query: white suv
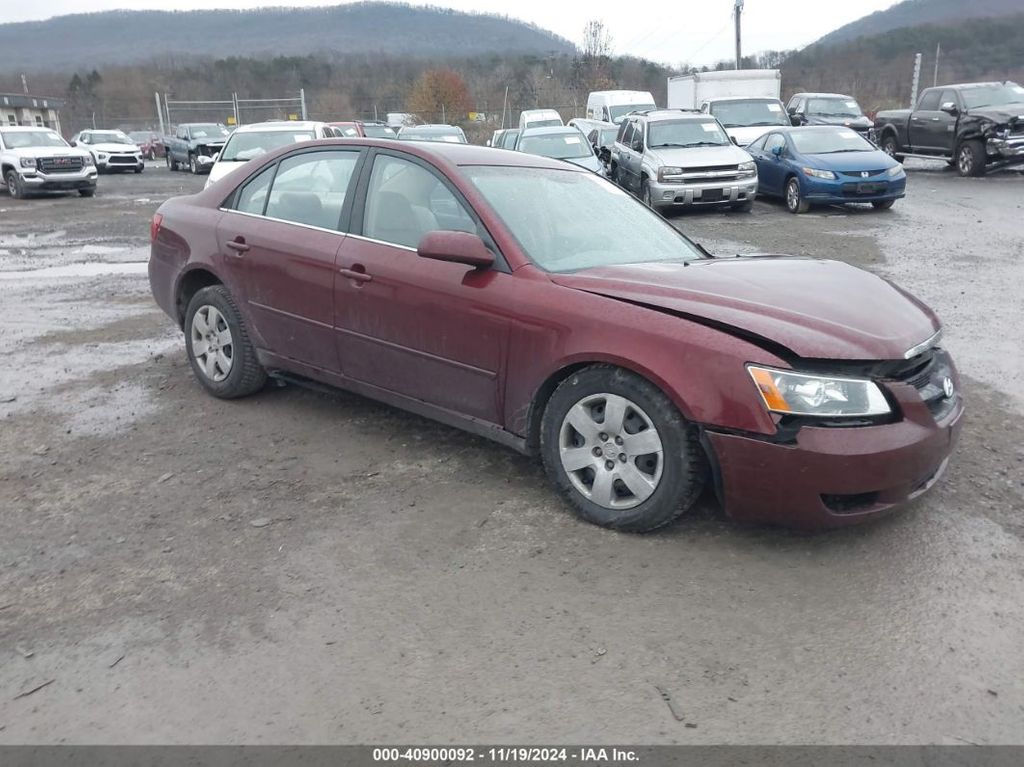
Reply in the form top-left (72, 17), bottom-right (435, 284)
top-left (70, 129), bottom-right (145, 173)
top-left (0, 126), bottom-right (98, 198)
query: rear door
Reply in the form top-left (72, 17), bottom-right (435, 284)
top-left (216, 147), bottom-right (364, 372)
top-left (333, 150), bottom-right (513, 423)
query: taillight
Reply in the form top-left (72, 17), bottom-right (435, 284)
top-left (150, 212), bottom-right (163, 242)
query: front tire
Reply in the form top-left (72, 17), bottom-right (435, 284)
top-left (540, 365), bottom-right (705, 533)
top-left (189, 154), bottom-right (199, 174)
top-left (135, 165), bottom-right (144, 174)
top-left (79, 188), bottom-right (95, 197)
top-left (871, 199), bottom-right (896, 210)
top-left (5, 170), bottom-right (24, 199)
top-left (880, 134), bottom-right (904, 163)
top-left (184, 285), bottom-right (267, 399)
top-left (785, 177), bottom-right (809, 214)
top-left (731, 199), bottom-right (754, 213)
top-left (956, 140), bottom-right (985, 177)
top-left (167, 153), bottom-right (179, 171)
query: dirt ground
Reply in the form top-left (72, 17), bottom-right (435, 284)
top-left (0, 160), bottom-right (1022, 744)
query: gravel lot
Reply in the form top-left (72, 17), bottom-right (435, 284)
top-left (0, 160), bottom-right (1022, 744)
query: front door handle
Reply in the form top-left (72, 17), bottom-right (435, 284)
top-left (339, 267), bottom-right (372, 284)
top-left (225, 239), bottom-right (250, 254)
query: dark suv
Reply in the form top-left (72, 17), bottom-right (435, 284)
top-left (787, 92), bottom-right (875, 140)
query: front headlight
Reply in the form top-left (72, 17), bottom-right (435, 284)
top-left (659, 166), bottom-right (684, 181)
top-left (803, 167), bottom-right (836, 180)
top-left (748, 365), bottom-right (890, 417)
top-left (739, 160), bottom-right (757, 177)
top-left (19, 157), bottom-right (36, 168)
top-left (97, 153), bottom-right (107, 160)
top-left (886, 165), bottom-right (904, 177)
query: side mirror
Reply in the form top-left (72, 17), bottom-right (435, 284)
top-left (417, 230), bottom-right (494, 269)
top-left (789, 115), bottom-right (802, 127)
top-left (771, 145), bottom-right (784, 158)
top-left (731, 136), bottom-right (739, 145)
top-left (787, 106), bottom-right (797, 115)
top-left (940, 102), bottom-right (958, 115)
top-left (69, 141), bottom-right (77, 146)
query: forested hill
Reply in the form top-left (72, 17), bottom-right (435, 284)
top-left (817, 0), bottom-right (1022, 46)
top-left (0, 2), bottom-right (575, 72)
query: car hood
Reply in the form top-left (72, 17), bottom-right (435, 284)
top-left (800, 149), bottom-right (898, 172)
top-left (968, 103), bottom-right (1024, 124)
top-left (564, 154), bottom-right (604, 173)
top-left (647, 144), bottom-right (752, 167)
top-left (206, 159), bottom-right (247, 185)
top-left (550, 257), bottom-right (939, 360)
top-left (88, 142), bottom-right (140, 153)
top-left (191, 137), bottom-right (228, 146)
top-left (724, 125), bottom-right (783, 146)
top-left (4, 146), bottom-right (90, 159)
top-left (805, 115), bottom-right (874, 130)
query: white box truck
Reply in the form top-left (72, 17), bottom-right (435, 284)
top-left (666, 70), bottom-right (789, 145)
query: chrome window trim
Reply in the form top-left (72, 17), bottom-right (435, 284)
top-left (218, 207), bottom-right (347, 237)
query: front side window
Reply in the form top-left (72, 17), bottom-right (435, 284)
top-left (363, 155), bottom-right (476, 249)
top-left (260, 151), bottom-right (359, 229)
top-left (764, 133), bottom-right (786, 154)
top-left (466, 166), bottom-right (703, 273)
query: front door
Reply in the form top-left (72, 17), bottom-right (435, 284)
top-left (334, 151), bottom-right (511, 424)
top-left (216, 147), bottom-right (363, 372)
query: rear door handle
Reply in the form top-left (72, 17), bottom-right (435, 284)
top-left (339, 267), bottom-right (372, 283)
top-left (225, 239), bottom-right (250, 254)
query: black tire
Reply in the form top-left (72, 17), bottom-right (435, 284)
top-left (148, 149), bottom-right (157, 161)
top-left (785, 177), bottom-right (809, 214)
top-left (640, 178), bottom-right (659, 213)
top-left (609, 163), bottom-right (620, 186)
top-left (880, 134), bottom-right (904, 163)
top-left (135, 165), bottom-right (143, 174)
top-left (184, 285), bottom-right (267, 399)
top-left (189, 154), bottom-right (199, 174)
top-left (79, 188), bottom-right (95, 197)
top-left (955, 140), bottom-right (985, 177)
top-left (731, 199), bottom-right (754, 213)
top-left (168, 153), bottom-right (179, 171)
top-left (871, 199), bottom-right (896, 210)
top-left (540, 365), bottom-right (705, 533)
top-left (5, 169), bottom-right (24, 199)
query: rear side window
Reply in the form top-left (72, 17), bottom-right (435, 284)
top-left (264, 151), bottom-right (360, 230)
top-left (917, 90), bottom-right (942, 111)
top-left (235, 165), bottom-right (275, 215)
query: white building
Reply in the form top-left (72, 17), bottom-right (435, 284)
top-left (0, 93), bottom-right (64, 134)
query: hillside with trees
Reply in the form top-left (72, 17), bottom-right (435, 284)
top-left (817, 0), bottom-right (1023, 46)
top-left (0, 2), bottom-right (574, 72)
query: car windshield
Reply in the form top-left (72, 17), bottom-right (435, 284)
top-left (961, 83), bottom-right (1024, 109)
top-left (518, 132), bottom-right (593, 160)
top-left (526, 119), bottom-right (563, 128)
top-left (91, 131), bottom-right (133, 144)
top-left (806, 97), bottom-right (863, 117)
top-left (190, 124), bottom-right (229, 139)
top-left (711, 99), bottom-right (789, 128)
top-left (1, 130), bottom-right (68, 149)
top-left (220, 129), bottom-right (315, 162)
top-left (400, 128), bottom-right (465, 143)
top-left (791, 128), bottom-right (874, 154)
top-left (362, 124), bottom-right (396, 138)
top-left (648, 120), bottom-right (730, 148)
top-left (466, 166), bottom-right (703, 273)
top-left (609, 103), bottom-right (656, 122)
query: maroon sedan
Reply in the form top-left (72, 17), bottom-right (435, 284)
top-left (148, 139), bottom-right (963, 531)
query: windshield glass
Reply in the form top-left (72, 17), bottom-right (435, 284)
top-left (220, 129), bottom-right (315, 162)
top-left (609, 103), bottom-right (656, 122)
top-left (806, 97), bottom-right (863, 117)
top-left (711, 99), bottom-right (789, 128)
top-left (466, 166), bottom-right (703, 273)
top-left (518, 132), bottom-right (593, 160)
top-left (791, 127), bottom-right (874, 154)
top-left (525, 118), bottom-right (563, 128)
top-left (961, 83), bottom-right (1024, 109)
top-left (648, 120), bottom-right (730, 148)
top-left (1, 130), bottom-right (69, 149)
top-left (91, 131), bottom-right (133, 144)
top-left (189, 124), bottom-right (230, 139)
top-left (362, 124), bottom-right (396, 138)
top-left (400, 128), bottom-right (465, 143)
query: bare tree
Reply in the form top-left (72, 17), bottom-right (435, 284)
top-left (582, 20), bottom-right (612, 60)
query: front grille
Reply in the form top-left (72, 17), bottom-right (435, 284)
top-left (108, 154), bottom-right (137, 165)
top-left (664, 164), bottom-right (742, 184)
top-left (839, 168), bottom-right (886, 178)
top-left (887, 348), bottom-right (957, 420)
top-left (37, 156), bottom-right (83, 173)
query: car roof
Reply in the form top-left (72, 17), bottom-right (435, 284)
top-left (521, 108), bottom-right (560, 115)
top-left (235, 121), bottom-right (325, 132)
top-left (792, 92), bottom-right (855, 99)
top-left (938, 81), bottom-right (1005, 90)
top-left (638, 109), bottom-right (713, 122)
top-left (0, 125), bottom-right (61, 132)
top-left (707, 96), bottom-right (783, 102)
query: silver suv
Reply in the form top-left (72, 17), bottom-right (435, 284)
top-left (610, 110), bottom-right (758, 212)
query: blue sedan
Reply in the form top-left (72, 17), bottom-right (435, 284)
top-left (747, 126), bottom-right (906, 213)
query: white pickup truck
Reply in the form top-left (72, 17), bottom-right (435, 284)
top-left (0, 125), bottom-right (98, 198)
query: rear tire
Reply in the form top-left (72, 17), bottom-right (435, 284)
top-left (956, 140), bottom-right (985, 177)
top-left (184, 285), bottom-right (267, 399)
top-left (785, 177), bottom-right (809, 214)
top-left (540, 365), bottom-right (705, 533)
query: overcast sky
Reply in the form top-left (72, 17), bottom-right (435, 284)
top-left (5, 0), bottom-right (902, 66)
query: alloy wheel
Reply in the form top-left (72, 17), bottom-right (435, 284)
top-left (786, 180), bottom-right (800, 211)
top-left (558, 392), bottom-right (664, 510)
top-left (957, 146), bottom-right (973, 176)
top-left (190, 305), bottom-right (234, 382)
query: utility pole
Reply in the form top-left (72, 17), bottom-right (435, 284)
top-left (910, 53), bottom-right (922, 109)
top-left (734, 0), bottom-right (744, 70)
top-left (933, 42), bottom-right (941, 87)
